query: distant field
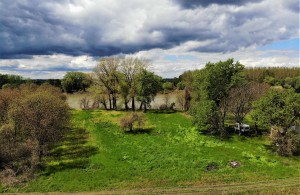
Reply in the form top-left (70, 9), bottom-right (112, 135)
top-left (1, 110), bottom-right (299, 193)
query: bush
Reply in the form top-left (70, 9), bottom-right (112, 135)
top-left (0, 84), bottom-right (70, 185)
top-left (0, 89), bottom-right (21, 124)
top-left (159, 104), bottom-right (168, 110)
top-left (270, 126), bottom-right (300, 156)
top-left (120, 112), bottom-right (145, 132)
top-left (8, 91), bottom-right (70, 167)
top-left (80, 97), bottom-right (91, 110)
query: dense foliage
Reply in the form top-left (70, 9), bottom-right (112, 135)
top-left (0, 84), bottom-right (70, 185)
top-left (251, 89), bottom-right (300, 156)
top-left (0, 73), bottom-right (24, 89)
top-left (244, 67), bottom-right (300, 82)
top-left (136, 70), bottom-right (162, 112)
top-left (190, 59), bottom-right (245, 137)
top-left (61, 72), bottom-right (92, 93)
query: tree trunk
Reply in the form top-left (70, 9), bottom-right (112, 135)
top-left (113, 95), bottom-right (117, 110)
top-left (184, 89), bottom-right (191, 111)
top-left (124, 101), bottom-right (129, 111)
top-left (38, 144), bottom-right (43, 164)
top-left (131, 97), bottom-right (135, 111)
top-left (139, 102), bottom-right (143, 110)
top-left (102, 102), bottom-right (108, 110)
top-left (143, 103), bottom-right (147, 112)
top-left (109, 95), bottom-right (112, 110)
top-left (254, 122), bottom-right (258, 135)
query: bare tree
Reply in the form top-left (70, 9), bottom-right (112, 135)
top-left (176, 90), bottom-right (185, 111)
top-left (80, 97), bottom-right (90, 110)
top-left (93, 57), bottom-right (121, 110)
top-left (88, 81), bottom-right (110, 110)
top-left (119, 57), bottom-right (149, 111)
top-left (228, 82), bottom-right (269, 125)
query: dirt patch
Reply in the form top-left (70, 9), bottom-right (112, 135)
top-left (6, 177), bottom-right (299, 195)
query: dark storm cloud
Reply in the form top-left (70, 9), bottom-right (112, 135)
top-left (0, 63), bottom-right (91, 72)
top-left (173, 0), bottom-right (263, 8)
top-left (0, 0), bottom-right (298, 60)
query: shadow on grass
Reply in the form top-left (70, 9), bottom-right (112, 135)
top-left (263, 144), bottom-right (273, 153)
top-left (44, 127), bottom-right (98, 174)
top-left (199, 127), bottom-right (234, 140)
top-left (199, 125), bottom-right (270, 141)
top-left (150, 109), bottom-right (177, 114)
top-left (124, 127), bottom-right (154, 135)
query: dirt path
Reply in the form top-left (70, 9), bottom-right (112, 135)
top-left (4, 177), bottom-right (300, 195)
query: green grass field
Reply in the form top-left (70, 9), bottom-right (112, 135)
top-left (1, 110), bottom-right (299, 193)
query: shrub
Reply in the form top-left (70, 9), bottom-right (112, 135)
top-left (0, 84), bottom-right (70, 185)
top-left (8, 91), bottom-right (70, 167)
top-left (270, 126), bottom-right (300, 156)
top-left (159, 104), bottom-right (168, 110)
top-left (120, 115), bottom-right (135, 132)
top-left (80, 97), bottom-right (90, 110)
top-left (0, 89), bottom-right (21, 124)
top-left (120, 112), bottom-right (146, 132)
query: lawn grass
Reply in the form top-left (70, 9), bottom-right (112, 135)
top-left (1, 110), bottom-right (299, 193)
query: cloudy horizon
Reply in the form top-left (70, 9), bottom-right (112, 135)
top-left (0, 0), bottom-right (299, 79)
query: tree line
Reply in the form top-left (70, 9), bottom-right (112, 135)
top-left (0, 73), bottom-right (62, 89)
top-left (1, 58), bottom-right (299, 157)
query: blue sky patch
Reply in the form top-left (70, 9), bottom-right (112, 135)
top-left (258, 38), bottom-right (299, 51)
top-left (164, 55), bottom-right (197, 61)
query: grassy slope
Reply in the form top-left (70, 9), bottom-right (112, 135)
top-left (2, 110), bottom-right (299, 192)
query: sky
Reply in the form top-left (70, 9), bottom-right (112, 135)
top-left (0, 0), bottom-right (299, 79)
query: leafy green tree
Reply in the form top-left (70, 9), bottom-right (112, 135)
top-left (0, 74), bottom-right (24, 89)
top-left (136, 70), bottom-right (162, 112)
top-left (176, 81), bottom-right (185, 90)
top-left (61, 72), bottom-right (91, 93)
top-left (190, 100), bottom-right (219, 133)
top-left (191, 59), bottom-right (245, 137)
top-left (162, 82), bottom-right (174, 93)
top-left (0, 73), bottom-right (9, 88)
top-left (119, 80), bottom-right (131, 110)
top-left (202, 59), bottom-right (244, 106)
top-left (292, 76), bottom-right (300, 93)
top-left (251, 89), bottom-right (300, 156)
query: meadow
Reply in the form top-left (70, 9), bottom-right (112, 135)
top-left (1, 110), bottom-right (299, 193)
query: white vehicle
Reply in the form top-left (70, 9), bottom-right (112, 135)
top-left (234, 123), bottom-right (250, 135)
